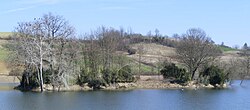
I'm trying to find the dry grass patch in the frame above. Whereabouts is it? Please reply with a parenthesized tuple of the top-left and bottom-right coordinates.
(0, 32, 12, 38)
(131, 43, 176, 56)
(128, 43, 178, 65)
(0, 62, 9, 74)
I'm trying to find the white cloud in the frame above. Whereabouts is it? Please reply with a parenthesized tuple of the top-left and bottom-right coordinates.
(3, 6, 35, 14)
(100, 6, 134, 10)
(17, 0, 59, 5)
(1, 0, 61, 14)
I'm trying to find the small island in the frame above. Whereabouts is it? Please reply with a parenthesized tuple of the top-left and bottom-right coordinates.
(1, 13, 248, 92)
(1, 1, 250, 110)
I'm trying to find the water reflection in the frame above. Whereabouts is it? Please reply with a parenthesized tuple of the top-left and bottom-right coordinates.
(0, 81, 250, 110)
(0, 83, 18, 90)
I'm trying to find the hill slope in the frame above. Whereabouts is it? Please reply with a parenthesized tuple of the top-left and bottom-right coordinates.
(0, 33, 241, 76)
(0, 32, 11, 75)
(127, 43, 240, 74)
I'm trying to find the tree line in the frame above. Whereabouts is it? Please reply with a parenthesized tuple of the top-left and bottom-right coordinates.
(6, 13, 139, 91)
(5, 13, 250, 91)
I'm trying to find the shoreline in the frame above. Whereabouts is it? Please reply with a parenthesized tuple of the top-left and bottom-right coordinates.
(0, 75, 228, 91)
(29, 80, 226, 92)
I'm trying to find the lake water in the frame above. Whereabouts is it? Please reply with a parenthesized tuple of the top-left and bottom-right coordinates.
(0, 80, 250, 110)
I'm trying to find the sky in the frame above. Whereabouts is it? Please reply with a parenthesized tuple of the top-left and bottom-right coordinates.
(0, 0, 250, 47)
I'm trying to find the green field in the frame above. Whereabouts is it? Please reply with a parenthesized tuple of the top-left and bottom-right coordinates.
(218, 45, 237, 52)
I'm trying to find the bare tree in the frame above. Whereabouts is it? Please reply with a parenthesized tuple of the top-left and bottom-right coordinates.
(81, 33, 101, 79)
(240, 43, 250, 85)
(214, 58, 241, 85)
(41, 13, 75, 89)
(98, 27, 121, 69)
(176, 28, 221, 80)
(13, 13, 75, 91)
(14, 21, 48, 91)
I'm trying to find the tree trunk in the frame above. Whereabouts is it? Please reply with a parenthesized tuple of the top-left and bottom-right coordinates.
(40, 58, 44, 92)
(39, 43, 44, 92)
(191, 67, 199, 80)
(191, 70, 196, 80)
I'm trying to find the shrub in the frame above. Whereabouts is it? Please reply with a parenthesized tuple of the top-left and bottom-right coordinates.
(43, 69, 52, 84)
(78, 69, 106, 89)
(117, 65, 134, 82)
(201, 65, 229, 87)
(78, 66, 134, 89)
(88, 77, 106, 89)
(102, 66, 134, 84)
(77, 69, 91, 86)
(15, 70, 39, 91)
(102, 69, 115, 84)
(160, 63, 189, 83)
(128, 48, 136, 55)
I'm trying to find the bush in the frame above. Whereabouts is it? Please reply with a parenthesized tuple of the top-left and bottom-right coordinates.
(160, 63, 189, 83)
(77, 69, 91, 86)
(103, 66, 135, 83)
(88, 77, 106, 89)
(15, 70, 39, 91)
(117, 65, 134, 82)
(43, 69, 52, 84)
(77, 69, 106, 89)
(102, 69, 116, 84)
(78, 66, 134, 89)
(201, 65, 229, 87)
(128, 48, 136, 55)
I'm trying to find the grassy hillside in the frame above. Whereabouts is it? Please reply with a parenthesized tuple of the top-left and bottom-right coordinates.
(126, 43, 177, 74)
(0, 32, 11, 74)
(0, 33, 242, 75)
(0, 32, 12, 38)
(127, 43, 242, 75)
(0, 47, 8, 61)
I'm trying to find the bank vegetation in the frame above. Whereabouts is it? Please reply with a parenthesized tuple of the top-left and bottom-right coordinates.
(3, 13, 250, 92)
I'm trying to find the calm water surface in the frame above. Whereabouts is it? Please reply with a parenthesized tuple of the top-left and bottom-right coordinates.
(0, 80, 250, 110)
